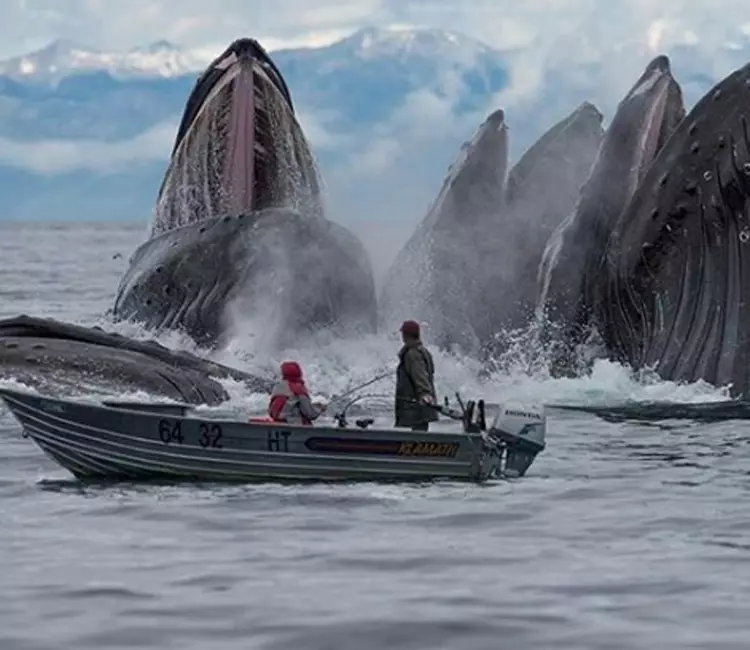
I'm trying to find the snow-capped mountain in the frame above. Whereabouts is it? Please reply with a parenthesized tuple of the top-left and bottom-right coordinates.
(322, 26, 499, 63)
(0, 26, 515, 223)
(0, 38, 213, 83)
(0, 26, 500, 85)
(0, 27, 512, 144)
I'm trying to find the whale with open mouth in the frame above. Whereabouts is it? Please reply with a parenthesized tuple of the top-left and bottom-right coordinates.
(0, 38, 376, 406)
(600, 60, 750, 397)
(380, 102, 604, 357)
(536, 55, 686, 374)
(112, 38, 377, 350)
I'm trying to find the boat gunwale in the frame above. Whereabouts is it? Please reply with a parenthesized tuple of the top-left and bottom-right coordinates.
(3, 387, 487, 440)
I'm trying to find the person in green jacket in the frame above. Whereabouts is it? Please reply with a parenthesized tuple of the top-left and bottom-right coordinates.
(394, 320, 439, 431)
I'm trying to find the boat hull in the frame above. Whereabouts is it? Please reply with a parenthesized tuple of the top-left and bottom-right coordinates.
(0, 389, 520, 484)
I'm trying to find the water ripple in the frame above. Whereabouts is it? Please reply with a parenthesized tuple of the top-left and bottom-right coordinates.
(1, 224, 750, 649)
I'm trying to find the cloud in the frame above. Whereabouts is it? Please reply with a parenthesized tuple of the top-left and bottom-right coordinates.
(316, 80, 491, 234)
(0, 121, 177, 173)
(332, 63, 494, 178)
(2, 0, 749, 61)
(0, 0, 385, 58)
(293, 108, 352, 152)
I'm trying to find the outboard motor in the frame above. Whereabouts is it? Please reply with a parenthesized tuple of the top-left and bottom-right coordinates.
(488, 403, 546, 477)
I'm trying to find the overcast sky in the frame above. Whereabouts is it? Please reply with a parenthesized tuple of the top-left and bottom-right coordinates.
(1, 0, 749, 191)
(2, 0, 750, 59)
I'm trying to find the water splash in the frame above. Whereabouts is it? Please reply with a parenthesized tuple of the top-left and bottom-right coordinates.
(90, 312, 733, 412)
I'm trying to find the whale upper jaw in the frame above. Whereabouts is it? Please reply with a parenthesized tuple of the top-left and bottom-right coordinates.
(151, 37, 323, 238)
(170, 38, 293, 159)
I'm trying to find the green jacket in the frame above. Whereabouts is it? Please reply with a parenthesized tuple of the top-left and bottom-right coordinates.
(394, 343, 438, 427)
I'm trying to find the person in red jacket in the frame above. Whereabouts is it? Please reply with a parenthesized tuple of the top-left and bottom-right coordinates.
(268, 361, 327, 425)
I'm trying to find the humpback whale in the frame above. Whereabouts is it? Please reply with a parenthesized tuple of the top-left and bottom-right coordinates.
(7, 41, 750, 407)
(0, 37, 373, 408)
(379, 109, 509, 355)
(483, 101, 604, 348)
(0, 315, 272, 404)
(380, 102, 603, 356)
(601, 61, 750, 396)
(112, 38, 377, 349)
(536, 55, 686, 373)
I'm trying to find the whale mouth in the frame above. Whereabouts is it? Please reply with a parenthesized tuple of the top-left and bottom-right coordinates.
(633, 82, 669, 183)
(598, 61, 750, 395)
(628, 66, 685, 192)
(157, 38, 297, 230)
(172, 39, 292, 157)
(423, 110, 509, 232)
(152, 37, 321, 237)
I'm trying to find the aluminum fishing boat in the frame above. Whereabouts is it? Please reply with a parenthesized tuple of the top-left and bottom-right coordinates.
(0, 387, 546, 484)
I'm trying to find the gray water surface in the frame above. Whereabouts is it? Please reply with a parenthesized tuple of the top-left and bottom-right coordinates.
(1, 223, 749, 650)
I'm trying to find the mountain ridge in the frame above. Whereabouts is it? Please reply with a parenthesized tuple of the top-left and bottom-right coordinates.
(0, 38, 210, 83)
(0, 26, 500, 84)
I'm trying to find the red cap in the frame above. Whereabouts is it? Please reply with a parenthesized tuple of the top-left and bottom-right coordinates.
(400, 320, 421, 337)
(280, 361, 302, 380)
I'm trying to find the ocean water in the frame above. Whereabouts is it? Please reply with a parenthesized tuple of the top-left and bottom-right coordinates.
(1, 222, 748, 650)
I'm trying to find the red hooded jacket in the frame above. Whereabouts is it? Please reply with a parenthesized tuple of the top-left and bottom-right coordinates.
(268, 361, 312, 423)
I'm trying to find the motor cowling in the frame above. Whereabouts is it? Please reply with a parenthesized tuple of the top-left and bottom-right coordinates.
(488, 403, 546, 477)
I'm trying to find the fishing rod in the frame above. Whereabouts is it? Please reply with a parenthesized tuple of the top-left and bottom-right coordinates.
(260, 364, 390, 397)
(333, 371, 391, 401)
(333, 393, 454, 429)
(325, 371, 391, 427)
(331, 391, 391, 428)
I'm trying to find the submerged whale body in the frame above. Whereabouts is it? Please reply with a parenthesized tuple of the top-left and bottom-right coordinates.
(536, 55, 686, 373)
(601, 61, 750, 396)
(0, 315, 272, 405)
(113, 38, 377, 349)
(380, 102, 604, 357)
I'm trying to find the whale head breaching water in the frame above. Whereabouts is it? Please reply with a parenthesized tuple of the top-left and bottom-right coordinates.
(480, 101, 604, 354)
(536, 55, 686, 374)
(112, 38, 377, 350)
(379, 102, 603, 358)
(601, 61, 750, 397)
(153, 37, 322, 231)
(379, 109, 510, 356)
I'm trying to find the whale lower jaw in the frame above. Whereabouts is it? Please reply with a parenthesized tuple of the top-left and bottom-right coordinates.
(113, 208, 377, 351)
(599, 62, 750, 397)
